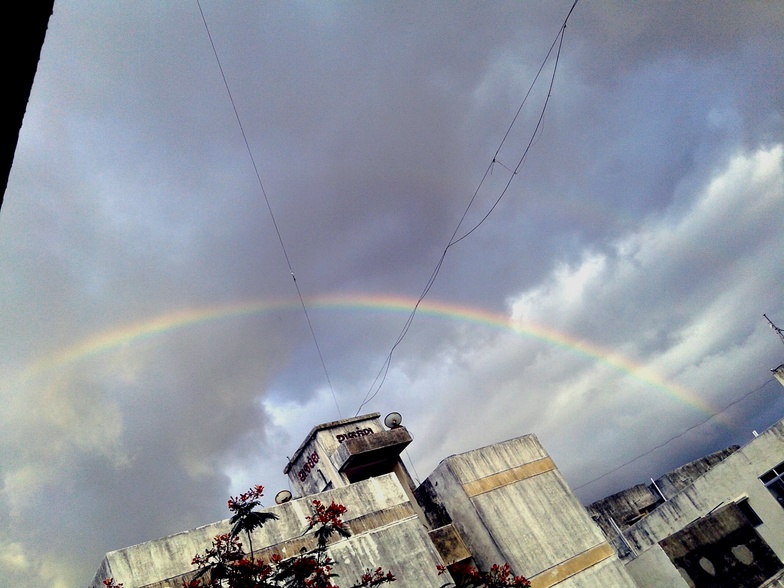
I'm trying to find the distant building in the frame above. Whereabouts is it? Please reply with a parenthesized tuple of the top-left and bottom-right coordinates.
(91, 413, 636, 587)
(588, 417, 784, 588)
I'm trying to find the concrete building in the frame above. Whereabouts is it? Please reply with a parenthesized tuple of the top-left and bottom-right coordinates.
(588, 416, 784, 588)
(414, 435, 635, 587)
(93, 394, 784, 588)
(91, 413, 636, 588)
(92, 330, 784, 587)
(587, 446, 740, 542)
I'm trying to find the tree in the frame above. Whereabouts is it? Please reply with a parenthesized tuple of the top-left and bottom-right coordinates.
(438, 563, 531, 588)
(185, 486, 394, 588)
(227, 485, 278, 563)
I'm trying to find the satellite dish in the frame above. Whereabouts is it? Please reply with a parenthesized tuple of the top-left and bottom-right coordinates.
(275, 490, 293, 504)
(384, 412, 403, 429)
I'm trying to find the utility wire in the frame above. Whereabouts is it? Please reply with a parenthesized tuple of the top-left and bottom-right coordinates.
(404, 447, 422, 487)
(355, 0, 580, 416)
(451, 22, 567, 246)
(572, 378, 778, 492)
(196, 1, 342, 417)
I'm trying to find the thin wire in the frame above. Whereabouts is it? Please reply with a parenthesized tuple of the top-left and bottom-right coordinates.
(451, 16, 567, 246)
(355, 0, 580, 416)
(404, 447, 422, 487)
(572, 378, 778, 492)
(196, 1, 341, 417)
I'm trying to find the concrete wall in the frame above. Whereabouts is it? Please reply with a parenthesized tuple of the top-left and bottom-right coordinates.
(625, 545, 690, 588)
(91, 473, 448, 588)
(534, 557, 638, 588)
(618, 418, 784, 588)
(653, 446, 738, 500)
(285, 414, 385, 496)
(587, 447, 737, 540)
(620, 418, 784, 563)
(417, 434, 637, 588)
(327, 517, 448, 587)
(762, 569, 784, 587)
(587, 484, 660, 538)
(657, 503, 783, 588)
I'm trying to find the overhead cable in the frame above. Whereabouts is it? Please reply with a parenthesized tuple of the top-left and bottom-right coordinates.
(572, 378, 779, 492)
(196, 0, 341, 417)
(355, 0, 580, 416)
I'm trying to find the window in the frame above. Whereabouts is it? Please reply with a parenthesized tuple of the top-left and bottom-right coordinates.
(760, 460, 784, 508)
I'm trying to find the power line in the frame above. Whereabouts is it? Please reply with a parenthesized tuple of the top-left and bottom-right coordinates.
(355, 0, 580, 416)
(404, 447, 422, 487)
(572, 378, 778, 492)
(196, 1, 341, 417)
(451, 20, 567, 246)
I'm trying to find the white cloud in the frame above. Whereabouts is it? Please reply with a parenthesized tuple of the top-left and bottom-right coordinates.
(407, 145, 784, 499)
(0, 3, 781, 585)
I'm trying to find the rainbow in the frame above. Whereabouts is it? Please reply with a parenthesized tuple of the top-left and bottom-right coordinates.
(8, 293, 720, 420)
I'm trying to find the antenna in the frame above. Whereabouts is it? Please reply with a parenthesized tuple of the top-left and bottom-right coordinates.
(764, 314, 784, 348)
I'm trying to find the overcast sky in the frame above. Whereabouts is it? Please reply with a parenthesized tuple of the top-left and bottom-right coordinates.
(1, 1, 783, 586)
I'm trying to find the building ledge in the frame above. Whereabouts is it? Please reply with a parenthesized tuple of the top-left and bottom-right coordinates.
(331, 427, 412, 476)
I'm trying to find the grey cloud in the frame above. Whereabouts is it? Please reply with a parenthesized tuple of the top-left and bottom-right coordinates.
(1, 2, 782, 585)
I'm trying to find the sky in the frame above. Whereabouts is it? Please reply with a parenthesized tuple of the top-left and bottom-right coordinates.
(1, 1, 783, 586)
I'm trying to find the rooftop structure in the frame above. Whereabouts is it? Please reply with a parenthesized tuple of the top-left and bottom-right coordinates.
(92, 368, 784, 588)
(589, 416, 784, 588)
(91, 413, 636, 588)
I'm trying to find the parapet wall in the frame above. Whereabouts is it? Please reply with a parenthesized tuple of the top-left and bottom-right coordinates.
(91, 473, 446, 588)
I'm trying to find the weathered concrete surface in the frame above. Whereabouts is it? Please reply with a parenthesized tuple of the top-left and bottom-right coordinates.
(327, 516, 448, 587)
(619, 417, 784, 588)
(332, 427, 412, 475)
(284, 413, 387, 496)
(587, 447, 737, 540)
(653, 446, 738, 500)
(587, 483, 660, 538)
(620, 418, 784, 563)
(285, 413, 383, 472)
(428, 524, 472, 566)
(625, 545, 691, 588)
(418, 434, 637, 587)
(531, 556, 637, 588)
(90, 473, 442, 588)
(761, 569, 784, 587)
(659, 503, 783, 588)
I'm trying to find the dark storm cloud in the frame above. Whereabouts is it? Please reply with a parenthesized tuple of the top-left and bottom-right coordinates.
(0, 1, 782, 586)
